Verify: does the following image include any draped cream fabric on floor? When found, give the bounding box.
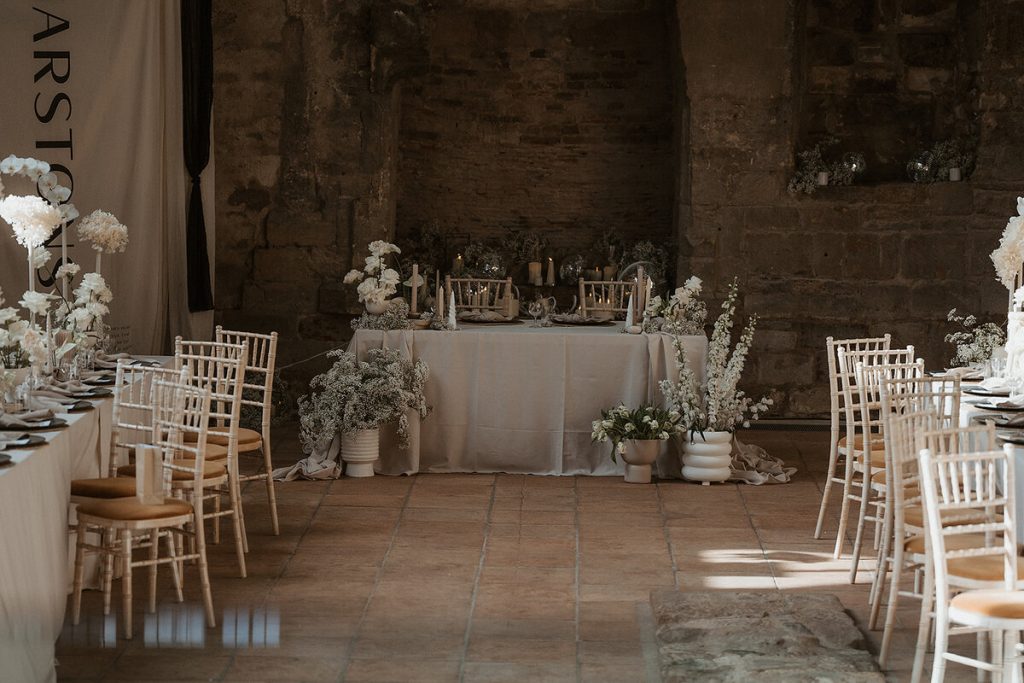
[276,324,709,479]
[0,1,213,351]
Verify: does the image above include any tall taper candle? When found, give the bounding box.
[447,290,457,330]
[625,292,634,326]
[545,257,555,286]
[410,264,419,315]
[60,221,68,299]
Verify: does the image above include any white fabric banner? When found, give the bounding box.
[0,1,213,355]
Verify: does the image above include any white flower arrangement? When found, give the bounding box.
[298,348,430,454]
[77,210,128,253]
[660,279,772,433]
[0,195,62,249]
[642,275,708,335]
[344,240,402,306]
[945,308,1005,367]
[351,299,412,331]
[19,291,53,318]
[54,272,113,348]
[591,404,683,462]
[0,155,50,182]
[992,197,1024,291]
[0,287,27,368]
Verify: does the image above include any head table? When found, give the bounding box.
[348,322,709,477]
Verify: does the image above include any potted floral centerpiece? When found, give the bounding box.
[298,348,430,477]
[592,404,683,483]
[642,275,707,335]
[344,240,402,315]
[660,280,772,484]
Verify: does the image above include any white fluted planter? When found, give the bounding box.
[620,439,660,484]
[364,301,388,315]
[681,431,733,485]
[342,427,380,477]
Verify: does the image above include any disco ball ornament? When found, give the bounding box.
[559,255,585,284]
[907,152,934,183]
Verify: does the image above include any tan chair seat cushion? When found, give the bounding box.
[903,506,995,529]
[71,477,138,499]
[904,532,986,554]
[183,429,261,449]
[947,556,1024,583]
[870,470,919,493]
[128,443,228,461]
[838,435,886,465]
[951,590,1024,620]
[77,497,192,521]
[117,460,226,481]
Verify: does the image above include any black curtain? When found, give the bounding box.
[181,0,214,311]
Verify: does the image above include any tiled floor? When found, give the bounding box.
[56,427,976,682]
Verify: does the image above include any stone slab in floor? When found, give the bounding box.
[651,590,884,683]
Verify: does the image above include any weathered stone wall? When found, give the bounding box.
[212,0,1024,417]
[396,1,676,251]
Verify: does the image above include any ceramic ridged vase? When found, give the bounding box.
[681,431,733,485]
[365,301,388,315]
[621,439,660,484]
[342,427,380,477]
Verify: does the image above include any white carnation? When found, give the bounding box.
[19,290,53,316]
[343,269,364,284]
[56,262,80,280]
[0,194,61,248]
[31,248,51,269]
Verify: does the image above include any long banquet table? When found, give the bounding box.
[0,394,115,683]
[349,322,708,477]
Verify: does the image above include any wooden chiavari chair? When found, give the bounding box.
[72,379,216,638]
[814,335,892,540]
[577,278,638,322]
[215,326,280,536]
[175,337,249,578]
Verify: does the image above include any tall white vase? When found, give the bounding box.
[342,427,380,477]
[1007,312,1024,381]
[681,430,733,485]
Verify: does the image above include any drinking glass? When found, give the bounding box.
[528,301,544,327]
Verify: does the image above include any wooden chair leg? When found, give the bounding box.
[877,542,906,667]
[230,485,248,578]
[148,529,159,613]
[849,473,872,584]
[233,469,249,554]
[931,600,949,683]
[164,531,184,603]
[102,530,115,616]
[262,443,280,536]
[912,564,934,683]
[814,437,840,539]
[195,513,216,628]
[121,530,133,639]
[71,523,88,626]
[869,508,893,627]
[834,457,856,559]
[213,491,222,545]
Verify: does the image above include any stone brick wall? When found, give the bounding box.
[211,0,1024,418]
[396,1,676,251]
[799,0,979,180]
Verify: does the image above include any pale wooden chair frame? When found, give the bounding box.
[577,278,638,322]
[215,326,280,536]
[444,276,516,316]
[833,345,915,567]
[815,335,892,540]
[175,337,249,578]
[919,439,1024,682]
[844,355,922,585]
[866,373,960,669]
[72,379,216,638]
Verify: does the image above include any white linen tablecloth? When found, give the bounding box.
[347,323,708,477]
[0,398,113,683]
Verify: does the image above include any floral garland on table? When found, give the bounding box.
[992,197,1024,292]
[344,240,402,306]
[350,299,412,331]
[659,279,772,434]
[642,276,707,335]
[945,308,1005,367]
[298,348,430,454]
[591,404,683,462]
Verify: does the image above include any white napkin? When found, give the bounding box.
[0,409,54,428]
[26,395,74,413]
[35,380,93,397]
[990,394,1024,409]
[93,352,130,370]
[457,310,513,322]
[980,377,1011,392]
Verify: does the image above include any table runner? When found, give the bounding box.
[280,324,708,478]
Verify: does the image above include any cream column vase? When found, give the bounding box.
[681,431,733,485]
[621,439,660,484]
[342,427,380,477]
[1006,312,1024,381]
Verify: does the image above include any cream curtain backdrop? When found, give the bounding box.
[0,1,213,355]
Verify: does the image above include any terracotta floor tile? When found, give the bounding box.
[343,658,461,683]
[222,654,345,681]
[461,661,578,682]
[465,636,576,662]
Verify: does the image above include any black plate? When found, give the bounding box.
[83,375,116,386]
[998,432,1024,445]
[974,400,1024,412]
[0,434,46,450]
[0,417,68,432]
[64,400,95,413]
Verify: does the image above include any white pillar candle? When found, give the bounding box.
[545,258,555,286]
[528,261,543,287]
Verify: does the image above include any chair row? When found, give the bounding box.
[68,327,279,639]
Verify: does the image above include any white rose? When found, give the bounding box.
[343,269,364,284]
